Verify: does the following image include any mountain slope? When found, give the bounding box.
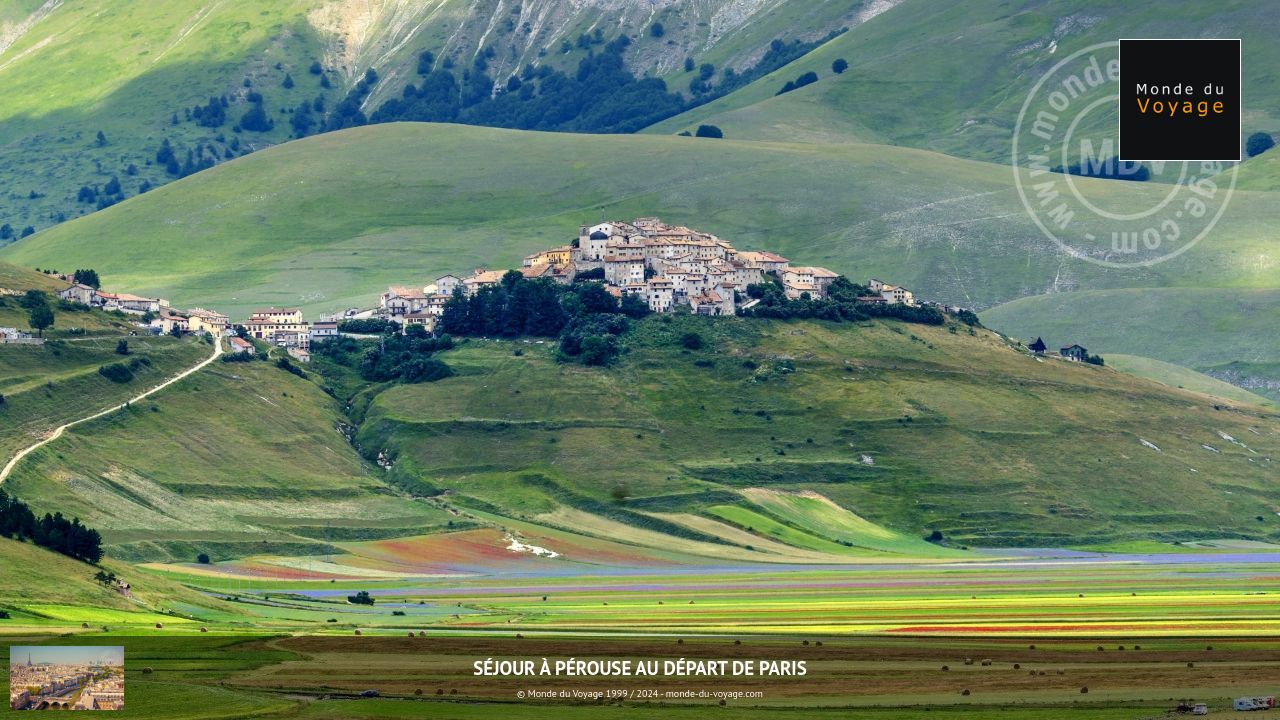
[4,358,450,562]
[4,122,1279,320]
[0,0,864,237]
[355,316,1280,547]
[981,288,1280,386]
[11,312,1280,553]
[648,0,1280,160]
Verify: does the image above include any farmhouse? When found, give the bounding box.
[57,283,97,305]
[227,336,255,355]
[1060,343,1089,362]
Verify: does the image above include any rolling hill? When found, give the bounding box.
[3,357,451,563]
[13,309,1276,556]
[981,288,1280,395]
[648,0,1280,160]
[4,122,1279,322]
[0,261,210,460]
[0,0,869,237]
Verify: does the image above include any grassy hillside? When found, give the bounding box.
[0,535,237,624]
[1106,354,1274,408]
[981,288,1280,384]
[355,315,1280,547]
[648,0,1280,160]
[0,261,210,459]
[3,358,447,562]
[0,0,860,238]
[4,123,1280,321]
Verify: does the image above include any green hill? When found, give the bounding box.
[9,313,1279,556]
[648,0,1280,160]
[1105,354,1274,408]
[353,315,1280,547]
[4,123,1280,322]
[0,261,210,460]
[981,288,1280,387]
[0,0,860,238]
[4,357,449,563]
[0,535,236,624]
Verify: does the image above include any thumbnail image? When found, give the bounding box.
[9,647,123,711]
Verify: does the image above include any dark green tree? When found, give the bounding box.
[832,58,848,74]
[1246,131,1275,157]
[29,304,54,336]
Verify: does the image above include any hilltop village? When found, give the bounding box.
[30,219,1109,371]
[375,217,923,330]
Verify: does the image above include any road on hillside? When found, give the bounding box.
[0,337,223,483]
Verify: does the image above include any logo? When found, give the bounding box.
[1012,41,1237,268]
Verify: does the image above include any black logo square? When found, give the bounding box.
[1119,39,1240,161]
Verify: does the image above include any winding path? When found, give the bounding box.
[0,337,222,484]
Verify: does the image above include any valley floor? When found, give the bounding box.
[4,539,1280,718]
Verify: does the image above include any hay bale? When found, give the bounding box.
[1096,646,1104,651]
[1134,644,1141,650]
[1205,645,1213,651]
[354,629,362,635]
[515,633,524,639]
[1028,644,1036,650]
[941,665,949,671]
[414,689,422,696]
[1080,686,1088,694]
[200,627,208,633]
[155,623,164,629]
[81,622,89,629]
[142,667,153,675]
[1013,663,1020,670]
[1117,645,1125,651]
[418,631,426,637]
[963,658,974,665]
[734,639,741,645]
[980,659,992,666]
[407,632,415,637]
[961,689,970,696]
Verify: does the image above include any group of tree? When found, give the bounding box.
[0,489,104,564]
[0,223,35,241]
[155,138,220,179]
[371,38,685,134]
[437,271,644,365]
[312,328,455,384]
[73,268,101,288]
[19,289,54,336]
[740,276,947,326]
[776,70,819,95]
[1050,156,1149,181]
